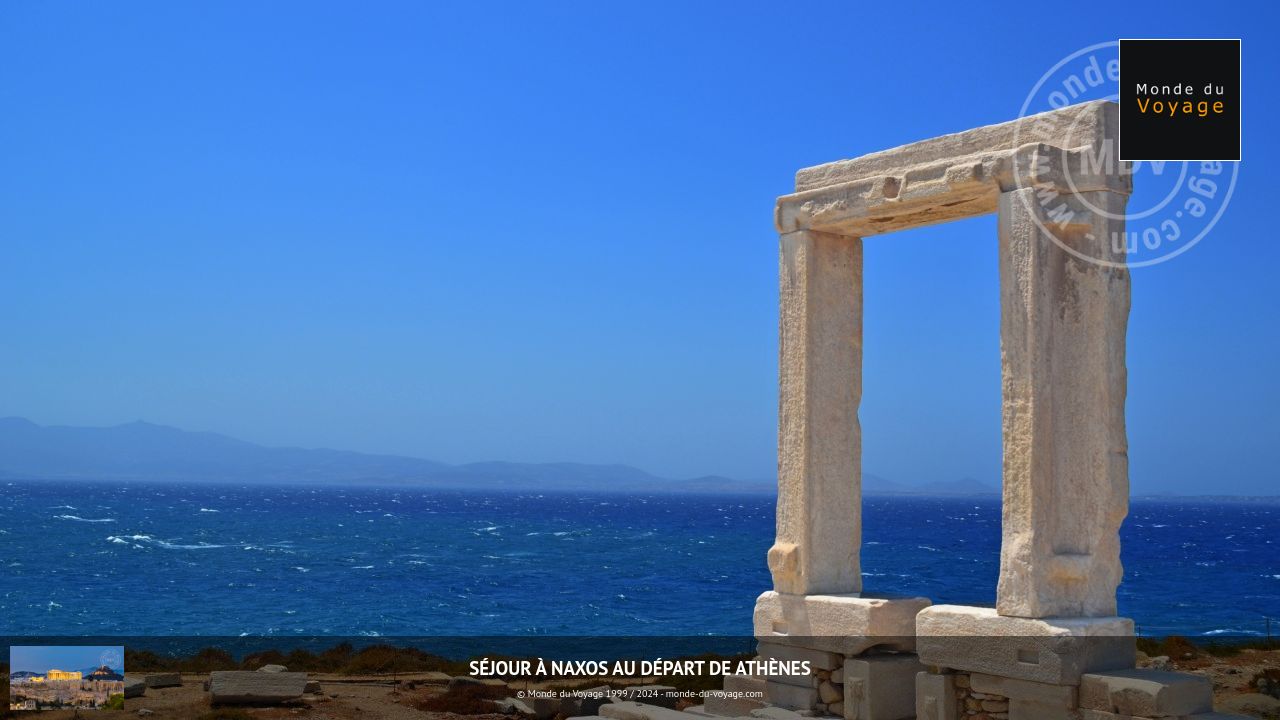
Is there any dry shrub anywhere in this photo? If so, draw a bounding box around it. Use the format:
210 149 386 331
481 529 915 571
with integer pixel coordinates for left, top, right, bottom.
413 684 508 714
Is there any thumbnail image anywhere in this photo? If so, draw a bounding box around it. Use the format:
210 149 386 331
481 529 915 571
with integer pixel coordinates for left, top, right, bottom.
8 646 124 711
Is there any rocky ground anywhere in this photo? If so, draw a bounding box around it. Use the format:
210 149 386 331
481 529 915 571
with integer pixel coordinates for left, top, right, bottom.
1138 647 1280 719
3 648 1277 720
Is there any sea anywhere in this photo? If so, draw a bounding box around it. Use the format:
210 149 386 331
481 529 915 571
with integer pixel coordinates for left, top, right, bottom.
1 480 1277 639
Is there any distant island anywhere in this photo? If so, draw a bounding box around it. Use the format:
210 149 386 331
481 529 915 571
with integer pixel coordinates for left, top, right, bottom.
0 417 1005 496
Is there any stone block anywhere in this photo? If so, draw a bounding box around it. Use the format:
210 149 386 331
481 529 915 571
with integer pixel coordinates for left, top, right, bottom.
123 677 146 698
969 672 1076 706
916 605 1134 685
579 685 615 715
602 701 699 720
754 591 928 655
627 685 680 709
257 664 288 673
842 654 921 720
705 693 766 717
209 670 307 705
996 187 1130 619
916 672 956 720
725 674 766 695
770 229 863 596
1008 698 1081 720
449 676 509 690
758 639 842 672
751 708 809 720
495 697 536 715
145 672 182 688
304 679 322 694
766 680 819 710
1079 669 1212 716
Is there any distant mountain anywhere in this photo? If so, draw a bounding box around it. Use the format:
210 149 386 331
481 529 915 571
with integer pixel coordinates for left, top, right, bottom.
0 418 774 494
10 670 41 680
0 417 1003 496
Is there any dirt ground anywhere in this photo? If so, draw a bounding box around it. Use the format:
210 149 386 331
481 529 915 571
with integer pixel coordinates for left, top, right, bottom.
15 672 496 720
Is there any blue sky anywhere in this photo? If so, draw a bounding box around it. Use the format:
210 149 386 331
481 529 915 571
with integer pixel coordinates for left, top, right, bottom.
9 645 122 673
0 2 1275 494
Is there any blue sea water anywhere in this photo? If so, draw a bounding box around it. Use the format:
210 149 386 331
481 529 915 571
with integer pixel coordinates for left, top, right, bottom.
1 480 1277 638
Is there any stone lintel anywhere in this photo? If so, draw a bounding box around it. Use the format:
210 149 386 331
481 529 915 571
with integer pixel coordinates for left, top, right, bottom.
915 605 1135 685
774 141 1131 237
754 591 928 655
794 100 1117 192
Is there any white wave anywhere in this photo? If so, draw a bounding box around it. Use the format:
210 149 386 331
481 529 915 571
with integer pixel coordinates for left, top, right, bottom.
108 534 223 550
352 565 375 570
199 508 220 513
56 515 115 523
292 567 310 573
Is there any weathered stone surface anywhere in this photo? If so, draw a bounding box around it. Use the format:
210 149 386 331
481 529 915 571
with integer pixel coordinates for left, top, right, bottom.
705 692 766 717
776 103 1128 237
602 701 698 720
916 605 1134 685
766 680 820 711
754 592 927 655
1007 697 1080 720
449 676 509 690
209 670 307 705
257 664 288 673
794 101 1116 192
1079 669 1212 716
751 708 809 720
495 697 536 715
144 673 182 688
526 695 564 719
996 187 1130 619
842 654 922 720
916 672 957 720
969 673 1076 706
577 686 615 715
769 229 863 596
1078 708 1247 720
627 685 680 709
124 677 146 698
758 639 842 672
725 674 766 695
304 679 322 694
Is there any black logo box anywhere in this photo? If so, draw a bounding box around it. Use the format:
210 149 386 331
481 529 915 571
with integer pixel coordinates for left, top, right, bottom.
1119 39 1240 161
